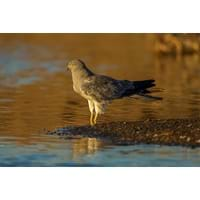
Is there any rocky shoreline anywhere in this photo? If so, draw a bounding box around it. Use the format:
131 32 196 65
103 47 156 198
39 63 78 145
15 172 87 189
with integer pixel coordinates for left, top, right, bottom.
47 118 200 148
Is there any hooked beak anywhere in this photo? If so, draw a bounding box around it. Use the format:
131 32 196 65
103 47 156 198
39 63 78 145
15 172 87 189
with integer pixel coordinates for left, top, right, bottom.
66 61 71 72
66 63 69 71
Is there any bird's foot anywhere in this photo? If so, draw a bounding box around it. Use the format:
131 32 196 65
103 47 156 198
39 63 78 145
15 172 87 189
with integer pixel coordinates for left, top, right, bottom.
90 112 97 126
90 121 96 126
90 118 95 126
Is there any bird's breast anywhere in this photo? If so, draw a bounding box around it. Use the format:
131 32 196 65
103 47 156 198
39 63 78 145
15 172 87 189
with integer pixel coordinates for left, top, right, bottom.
73 84 90 100
73 84 79 93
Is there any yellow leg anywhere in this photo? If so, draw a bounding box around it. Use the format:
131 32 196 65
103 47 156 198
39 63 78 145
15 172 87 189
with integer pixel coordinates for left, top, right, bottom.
90 112 95 126
94 112 98 125
88 100 95 126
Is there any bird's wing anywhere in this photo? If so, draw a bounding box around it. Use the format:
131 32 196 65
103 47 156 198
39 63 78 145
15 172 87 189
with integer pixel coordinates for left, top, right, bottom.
80 75 132 102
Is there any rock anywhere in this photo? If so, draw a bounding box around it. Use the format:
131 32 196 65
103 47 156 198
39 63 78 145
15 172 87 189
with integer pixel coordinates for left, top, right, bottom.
47 118 200 148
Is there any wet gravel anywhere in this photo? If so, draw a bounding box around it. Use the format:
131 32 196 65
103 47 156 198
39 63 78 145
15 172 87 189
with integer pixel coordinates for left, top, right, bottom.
47 118 200 148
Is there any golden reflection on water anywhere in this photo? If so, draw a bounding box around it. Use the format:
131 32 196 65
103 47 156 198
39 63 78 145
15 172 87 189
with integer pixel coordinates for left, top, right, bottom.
0 34 200 152
72 138 103 159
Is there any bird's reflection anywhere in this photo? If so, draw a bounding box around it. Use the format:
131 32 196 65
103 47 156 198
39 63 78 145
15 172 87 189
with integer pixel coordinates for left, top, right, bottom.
71 137 103 158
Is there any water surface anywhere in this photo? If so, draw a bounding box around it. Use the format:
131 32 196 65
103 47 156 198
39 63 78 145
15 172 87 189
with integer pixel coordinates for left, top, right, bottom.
0 34 200 166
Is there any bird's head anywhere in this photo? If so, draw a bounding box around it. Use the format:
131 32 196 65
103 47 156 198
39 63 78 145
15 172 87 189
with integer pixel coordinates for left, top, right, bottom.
67 59 87 72
66 59 93 76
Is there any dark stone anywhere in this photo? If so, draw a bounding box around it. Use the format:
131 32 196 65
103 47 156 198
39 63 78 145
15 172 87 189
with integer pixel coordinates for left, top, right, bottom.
46 118 200 148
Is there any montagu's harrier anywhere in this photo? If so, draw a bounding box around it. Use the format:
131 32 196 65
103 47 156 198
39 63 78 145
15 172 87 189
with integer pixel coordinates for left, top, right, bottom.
67 59 161 126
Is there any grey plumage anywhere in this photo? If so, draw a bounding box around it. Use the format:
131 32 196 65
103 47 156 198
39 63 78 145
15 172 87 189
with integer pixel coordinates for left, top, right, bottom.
67 59 161 125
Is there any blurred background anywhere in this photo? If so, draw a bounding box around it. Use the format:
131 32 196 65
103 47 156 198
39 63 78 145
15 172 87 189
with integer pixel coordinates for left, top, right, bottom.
0 34 200 166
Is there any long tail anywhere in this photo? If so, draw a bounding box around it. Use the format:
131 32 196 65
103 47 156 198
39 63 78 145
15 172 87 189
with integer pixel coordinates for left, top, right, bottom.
133 79 155 92
131 79 162 100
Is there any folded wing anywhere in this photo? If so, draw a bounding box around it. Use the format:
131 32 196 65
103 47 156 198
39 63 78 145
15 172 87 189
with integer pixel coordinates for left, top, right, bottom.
81 75 157 102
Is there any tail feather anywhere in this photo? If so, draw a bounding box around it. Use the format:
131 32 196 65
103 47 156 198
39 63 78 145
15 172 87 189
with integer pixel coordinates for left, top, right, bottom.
121 79 163 99
133 79 155 92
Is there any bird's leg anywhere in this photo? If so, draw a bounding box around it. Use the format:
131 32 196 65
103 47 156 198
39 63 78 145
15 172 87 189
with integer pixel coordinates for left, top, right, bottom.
90 112 95 126
94 112 98 125
94 101 104 125
88 100 95 126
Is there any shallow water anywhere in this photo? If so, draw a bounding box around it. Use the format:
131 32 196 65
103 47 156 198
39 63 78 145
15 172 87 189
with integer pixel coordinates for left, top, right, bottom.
1 136 200 166
0 34 200 166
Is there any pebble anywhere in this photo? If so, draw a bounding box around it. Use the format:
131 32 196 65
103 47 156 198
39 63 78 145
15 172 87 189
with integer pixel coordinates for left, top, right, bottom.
136 131 140 134
153 134 158 137
187 137 191 142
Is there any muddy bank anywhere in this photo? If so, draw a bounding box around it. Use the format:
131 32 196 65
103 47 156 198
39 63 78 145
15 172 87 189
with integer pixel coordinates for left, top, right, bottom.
47 118 200 148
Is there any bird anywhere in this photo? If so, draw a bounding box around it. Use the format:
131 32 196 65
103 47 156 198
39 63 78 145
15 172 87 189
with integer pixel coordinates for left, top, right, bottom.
67 59 162 126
